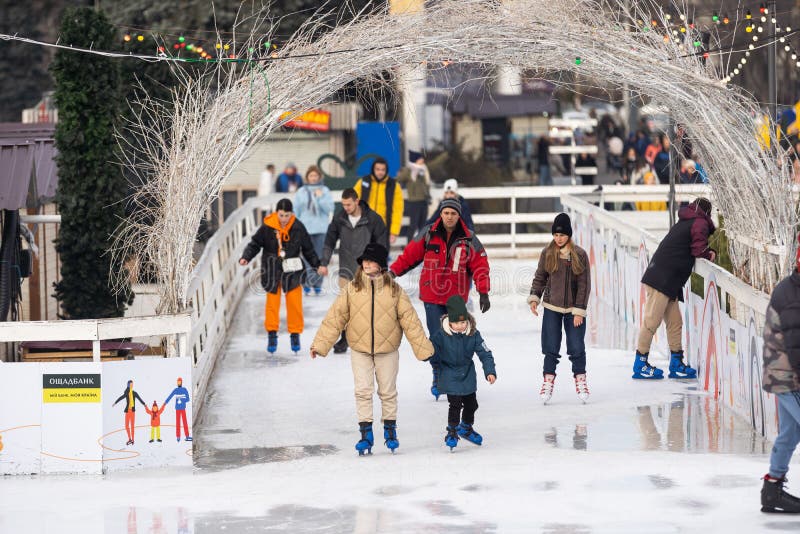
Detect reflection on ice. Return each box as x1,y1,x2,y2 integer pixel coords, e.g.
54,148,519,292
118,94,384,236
194,444,338,471
543,394,770,454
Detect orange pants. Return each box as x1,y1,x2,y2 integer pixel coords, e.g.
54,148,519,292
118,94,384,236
264,285,304,333
125,411,135,441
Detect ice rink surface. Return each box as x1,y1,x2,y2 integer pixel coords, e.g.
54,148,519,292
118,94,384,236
2,259,799,533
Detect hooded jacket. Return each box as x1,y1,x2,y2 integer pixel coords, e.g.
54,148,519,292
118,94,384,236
294,183,335,235
763,271,800,393
241,212,321,293
641,201,716,300
321,201,387,280
311,271,434,359
429,315,496,396
390,217,490,305
353,160,404,237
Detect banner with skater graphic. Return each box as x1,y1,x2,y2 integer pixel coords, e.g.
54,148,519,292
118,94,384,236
0,358,192,475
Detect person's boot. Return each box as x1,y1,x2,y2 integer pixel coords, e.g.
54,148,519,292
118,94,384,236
333,332,348,354
355,422,374,456
445,425,459,451
574,373,590,403
290,333,301,353
540,373,556,404
267,331,278,353
456,422,483,445
761,474,800,513
383,420,399,453
431,366,441,401
668,350,697,379
632,351,664,379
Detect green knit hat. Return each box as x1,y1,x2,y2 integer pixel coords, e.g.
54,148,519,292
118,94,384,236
446,295,469,323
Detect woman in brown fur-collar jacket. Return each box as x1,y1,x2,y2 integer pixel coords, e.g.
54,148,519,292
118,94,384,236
527,213,591,405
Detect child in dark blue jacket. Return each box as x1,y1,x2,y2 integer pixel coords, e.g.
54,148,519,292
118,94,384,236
429,295,496,451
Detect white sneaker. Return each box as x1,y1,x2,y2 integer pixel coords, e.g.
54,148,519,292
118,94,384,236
540,374,556,404
575,373,590,403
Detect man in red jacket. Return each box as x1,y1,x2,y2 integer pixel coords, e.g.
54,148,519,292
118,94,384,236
390,198,491,400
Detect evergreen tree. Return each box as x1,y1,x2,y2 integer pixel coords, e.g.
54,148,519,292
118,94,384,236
51,7,132,319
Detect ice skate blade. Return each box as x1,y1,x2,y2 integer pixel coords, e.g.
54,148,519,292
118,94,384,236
761,506,800,513
357,448,373,456
632,374,664,379
668,373,697,379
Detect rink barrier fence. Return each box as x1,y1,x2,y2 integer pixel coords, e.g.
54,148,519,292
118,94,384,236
562,194,779,441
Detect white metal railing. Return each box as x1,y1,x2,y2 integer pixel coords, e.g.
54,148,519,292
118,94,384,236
0,313,191,361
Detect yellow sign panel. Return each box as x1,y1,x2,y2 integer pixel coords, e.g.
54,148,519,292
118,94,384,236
43,388,101,403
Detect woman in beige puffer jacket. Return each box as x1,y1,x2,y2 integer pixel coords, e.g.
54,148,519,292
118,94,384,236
311,243,433,455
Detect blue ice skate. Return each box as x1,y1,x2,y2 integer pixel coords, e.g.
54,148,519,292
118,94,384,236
356,422,374,456
431,366,441,401
383,420,399,454
456,422,483,446
267,331,278,354
290,333,301,353
668,351,697,379
632,351,663,379
445,425,459,452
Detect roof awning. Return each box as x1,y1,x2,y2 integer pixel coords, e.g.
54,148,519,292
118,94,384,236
0,123,58,210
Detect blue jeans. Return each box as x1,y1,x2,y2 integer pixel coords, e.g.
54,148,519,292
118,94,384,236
424,303,448,369
769,391,800,478
541,307,586,376
303,233,326,289
539,165,552,186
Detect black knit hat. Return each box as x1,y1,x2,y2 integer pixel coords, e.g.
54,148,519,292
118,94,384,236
551,213,572,237
356,243,389,270
440,198,462,216
276,198,293,212
694,197,712,215
446,295,469,323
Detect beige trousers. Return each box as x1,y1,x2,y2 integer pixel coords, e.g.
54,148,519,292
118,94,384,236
351,349,400,423
637,285,683,354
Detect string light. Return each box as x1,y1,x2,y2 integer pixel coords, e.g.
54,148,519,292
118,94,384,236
137,35,144,42
123,34,131,42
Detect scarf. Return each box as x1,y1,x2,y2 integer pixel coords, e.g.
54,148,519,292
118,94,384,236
304,185,322,216
263,212,296,244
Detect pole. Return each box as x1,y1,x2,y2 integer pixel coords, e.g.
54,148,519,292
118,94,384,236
768,0,777,124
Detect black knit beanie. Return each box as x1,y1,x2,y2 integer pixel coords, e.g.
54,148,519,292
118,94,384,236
276,198,293,212
552,213,572,237
446,295,469,323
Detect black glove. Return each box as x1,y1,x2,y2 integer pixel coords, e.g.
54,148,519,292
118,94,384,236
479,293,490,313
388,270,397,279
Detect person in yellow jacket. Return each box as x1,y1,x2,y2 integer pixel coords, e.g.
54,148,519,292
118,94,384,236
353,157,404,246
310,243,433,455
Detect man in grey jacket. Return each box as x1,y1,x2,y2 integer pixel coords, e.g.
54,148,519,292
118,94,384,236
319,188,388,353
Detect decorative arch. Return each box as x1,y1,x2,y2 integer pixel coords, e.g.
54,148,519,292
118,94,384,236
115,0,795,313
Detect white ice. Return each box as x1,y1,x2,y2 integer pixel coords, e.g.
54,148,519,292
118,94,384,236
2,259,799,533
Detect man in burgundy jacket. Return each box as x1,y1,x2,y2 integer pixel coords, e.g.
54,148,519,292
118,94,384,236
634,197,716,380
390,198,491,400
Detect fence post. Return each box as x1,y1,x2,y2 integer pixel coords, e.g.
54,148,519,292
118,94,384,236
92,340,101,362
510,188,517,251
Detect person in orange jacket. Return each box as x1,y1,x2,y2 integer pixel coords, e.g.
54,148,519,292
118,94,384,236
145,400,166,443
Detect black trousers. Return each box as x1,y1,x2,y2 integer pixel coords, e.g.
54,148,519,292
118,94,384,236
447,392,478,426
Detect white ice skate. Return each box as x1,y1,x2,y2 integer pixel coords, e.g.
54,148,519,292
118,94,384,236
540,374,555,404
574,373,590,404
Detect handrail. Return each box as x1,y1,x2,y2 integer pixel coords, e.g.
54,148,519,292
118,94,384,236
0,313,191,361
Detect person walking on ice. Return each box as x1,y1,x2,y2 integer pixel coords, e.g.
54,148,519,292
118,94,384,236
759,235,800,513
145,400,165,443
633,198,715,379
429,295,496,451
310,243,433,456
528,213,591,404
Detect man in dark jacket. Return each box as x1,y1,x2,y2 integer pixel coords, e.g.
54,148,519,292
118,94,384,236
239,198,321,354
318,188,387,353
633,198,716,379
760,238,800,513
391,198,491,399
